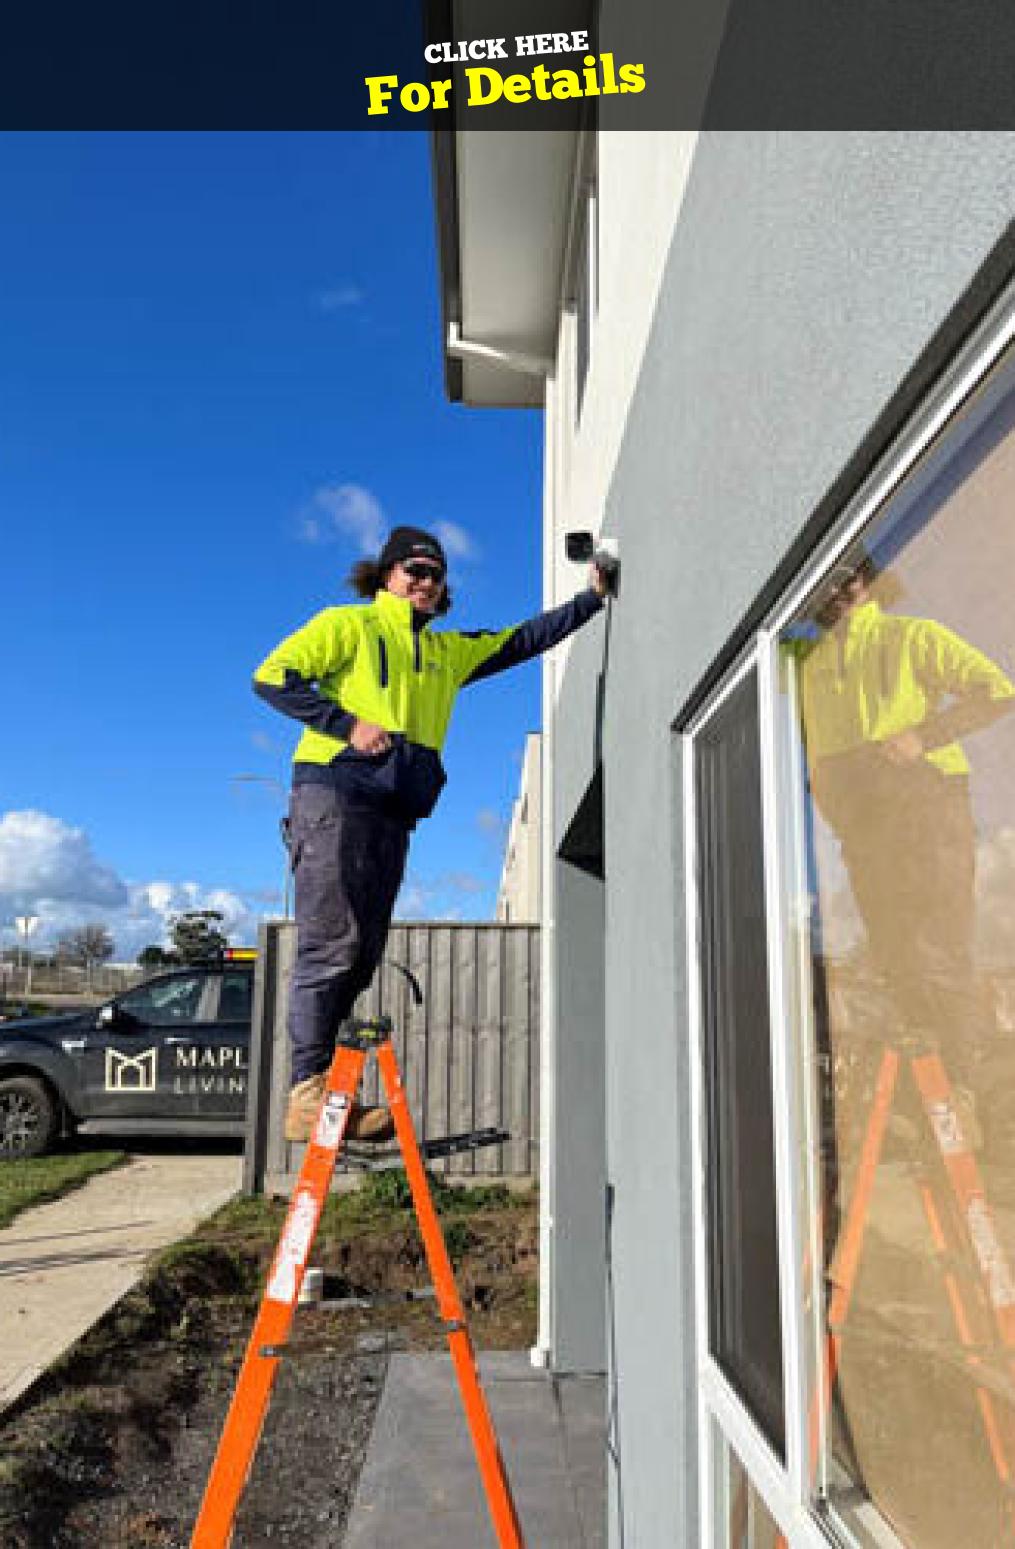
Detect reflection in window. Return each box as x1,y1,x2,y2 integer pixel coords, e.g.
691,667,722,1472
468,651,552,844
711,1422,783,1548
778,375,1015,1546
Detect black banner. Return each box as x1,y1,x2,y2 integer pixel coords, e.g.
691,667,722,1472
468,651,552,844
2,0,1015,128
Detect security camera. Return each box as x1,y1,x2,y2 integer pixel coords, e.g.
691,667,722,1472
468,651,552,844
565,530,620,597
565,530,594,562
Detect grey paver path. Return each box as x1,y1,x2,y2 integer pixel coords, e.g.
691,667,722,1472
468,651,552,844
0,1149,240,1409
345,1351,606,1548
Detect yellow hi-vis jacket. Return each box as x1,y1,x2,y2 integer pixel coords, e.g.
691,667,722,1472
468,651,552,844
796,601,1014,777
253,586,603,825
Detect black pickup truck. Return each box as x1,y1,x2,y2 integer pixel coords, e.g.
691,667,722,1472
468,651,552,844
0,954,256,1158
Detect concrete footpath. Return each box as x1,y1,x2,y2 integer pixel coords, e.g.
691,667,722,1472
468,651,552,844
0,1150,241,1410
345,1351,607,1548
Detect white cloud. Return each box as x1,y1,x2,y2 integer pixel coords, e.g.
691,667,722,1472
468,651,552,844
439,871,486,895
395,870,492,921
0,809,276,961
476,808,508,843
299,483,386,552
294,490,479,582
294,487,479,574
0,811,127,911
432,520,479,562
139,880,176,915
110,881,270,962
316,284,364,311
395,882,428,917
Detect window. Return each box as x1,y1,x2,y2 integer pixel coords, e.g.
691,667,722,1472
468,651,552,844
117,974,205,1025
711,1423,783,1548
216,971,252,1023
567,130,598,427
776,361,1015,1548
696,667,785,1457
574,182,596,424
688,292,1015,1549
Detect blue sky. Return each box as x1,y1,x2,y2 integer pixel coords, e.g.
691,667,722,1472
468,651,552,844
0,132,545,957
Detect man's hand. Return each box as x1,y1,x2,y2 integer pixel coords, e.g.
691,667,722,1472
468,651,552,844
879,728,925,765
350,719,391,755
590,562,609,599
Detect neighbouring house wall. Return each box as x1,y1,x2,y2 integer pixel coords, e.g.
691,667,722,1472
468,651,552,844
496,732,542,924
549,131,1015,1547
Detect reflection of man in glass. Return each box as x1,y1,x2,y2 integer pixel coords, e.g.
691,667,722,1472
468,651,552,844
798,548,1014,1093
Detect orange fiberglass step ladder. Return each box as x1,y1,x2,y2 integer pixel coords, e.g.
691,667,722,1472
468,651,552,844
190,1013,525,1549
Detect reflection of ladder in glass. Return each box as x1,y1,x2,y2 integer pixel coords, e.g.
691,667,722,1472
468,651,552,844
190,1015,525,1549
764,1043,1015,1547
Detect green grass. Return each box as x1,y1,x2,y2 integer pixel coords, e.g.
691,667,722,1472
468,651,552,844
201,1169,534,1256
0,1150,127,1230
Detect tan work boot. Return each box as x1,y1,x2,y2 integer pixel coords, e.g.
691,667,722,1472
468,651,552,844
346,1104,395,1144
285,1073,326,1141
284,1075,395,1145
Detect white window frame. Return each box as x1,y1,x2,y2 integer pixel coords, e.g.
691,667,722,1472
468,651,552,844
683,273,1015,1548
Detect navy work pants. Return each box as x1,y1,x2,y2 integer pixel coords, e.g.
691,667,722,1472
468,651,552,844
813,756,990,1084
287,784,409,1083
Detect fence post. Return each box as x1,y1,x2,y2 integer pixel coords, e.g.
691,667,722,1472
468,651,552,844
243,919,295,1195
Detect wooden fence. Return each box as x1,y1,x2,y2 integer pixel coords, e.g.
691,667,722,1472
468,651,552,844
242,919,541,1194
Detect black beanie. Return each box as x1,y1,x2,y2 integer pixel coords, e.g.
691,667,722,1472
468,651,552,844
378,525,447,572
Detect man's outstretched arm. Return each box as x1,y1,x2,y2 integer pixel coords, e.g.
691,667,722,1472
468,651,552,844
454,574,606,688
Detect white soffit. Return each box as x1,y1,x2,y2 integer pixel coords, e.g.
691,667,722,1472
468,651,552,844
455,128,577,406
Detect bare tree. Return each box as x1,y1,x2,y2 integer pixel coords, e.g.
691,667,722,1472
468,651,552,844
55,924,115,970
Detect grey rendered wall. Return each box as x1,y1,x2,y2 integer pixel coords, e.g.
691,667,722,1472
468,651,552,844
550,133,1015,1548
551,856,607,1373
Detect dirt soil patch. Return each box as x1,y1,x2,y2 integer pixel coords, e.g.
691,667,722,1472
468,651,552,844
0,1173,537,1548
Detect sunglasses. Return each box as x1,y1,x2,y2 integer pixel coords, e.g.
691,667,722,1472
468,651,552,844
402,560,445,583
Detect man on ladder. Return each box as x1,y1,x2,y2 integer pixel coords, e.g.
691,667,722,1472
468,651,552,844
796,544,1014,1136
252,525,609,1144
783,542,1015,1535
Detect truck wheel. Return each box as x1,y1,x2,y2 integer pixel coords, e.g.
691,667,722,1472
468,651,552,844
0,1076,59,1158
